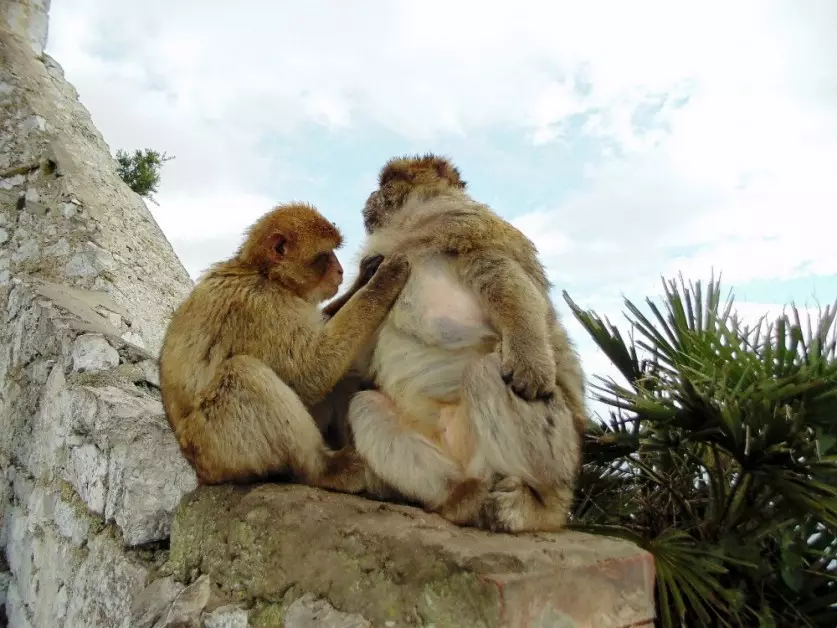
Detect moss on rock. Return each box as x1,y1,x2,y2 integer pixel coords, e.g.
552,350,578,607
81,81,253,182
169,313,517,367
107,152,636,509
165,484,654,627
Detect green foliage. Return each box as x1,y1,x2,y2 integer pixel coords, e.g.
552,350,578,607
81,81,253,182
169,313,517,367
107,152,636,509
564,275,837,627
114,148,173,205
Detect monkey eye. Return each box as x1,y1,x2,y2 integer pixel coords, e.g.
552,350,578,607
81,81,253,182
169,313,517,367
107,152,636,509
312,252,330,270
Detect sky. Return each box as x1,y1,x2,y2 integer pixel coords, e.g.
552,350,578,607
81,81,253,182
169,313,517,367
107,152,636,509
46,0,837,419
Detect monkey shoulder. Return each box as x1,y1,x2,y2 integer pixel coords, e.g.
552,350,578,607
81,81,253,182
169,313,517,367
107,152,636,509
399,196,546,293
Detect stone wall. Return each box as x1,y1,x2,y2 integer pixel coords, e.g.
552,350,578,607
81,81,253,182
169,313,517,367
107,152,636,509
0,2,657,626
1,2,198,626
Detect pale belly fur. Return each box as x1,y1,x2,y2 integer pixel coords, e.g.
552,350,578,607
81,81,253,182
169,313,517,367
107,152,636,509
369,255,498,428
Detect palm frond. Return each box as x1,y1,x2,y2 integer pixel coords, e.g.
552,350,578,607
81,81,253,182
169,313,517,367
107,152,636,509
564,277,837,627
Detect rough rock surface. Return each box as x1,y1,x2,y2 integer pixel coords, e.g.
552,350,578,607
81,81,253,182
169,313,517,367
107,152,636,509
1,2,197,626
161,485,656,628
203,605,250,628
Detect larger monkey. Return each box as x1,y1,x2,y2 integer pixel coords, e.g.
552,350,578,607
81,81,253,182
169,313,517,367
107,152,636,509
347,154,586,532
159,202,409,491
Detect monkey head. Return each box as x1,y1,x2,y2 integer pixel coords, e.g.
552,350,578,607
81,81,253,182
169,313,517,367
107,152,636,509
238,202,345,302
362,153,467,234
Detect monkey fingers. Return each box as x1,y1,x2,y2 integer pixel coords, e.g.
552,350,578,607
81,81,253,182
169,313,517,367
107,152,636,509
500,341,557,401
358,254,385,283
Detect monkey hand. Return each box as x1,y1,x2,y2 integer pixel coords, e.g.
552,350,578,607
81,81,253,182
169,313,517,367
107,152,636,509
357,254,385,286
500,338,556,401
367,252,411,293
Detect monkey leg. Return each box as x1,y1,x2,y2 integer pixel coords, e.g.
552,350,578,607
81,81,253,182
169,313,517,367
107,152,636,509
347,390,488,526
462,353,580,533
193,355,367,493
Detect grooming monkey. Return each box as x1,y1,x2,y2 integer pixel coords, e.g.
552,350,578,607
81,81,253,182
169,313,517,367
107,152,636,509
347,154,586,532
158,202,410,490
310,254,393,451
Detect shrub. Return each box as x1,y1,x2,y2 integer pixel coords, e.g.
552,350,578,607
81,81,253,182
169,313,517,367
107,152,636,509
115,148,173,205
565,275,837,627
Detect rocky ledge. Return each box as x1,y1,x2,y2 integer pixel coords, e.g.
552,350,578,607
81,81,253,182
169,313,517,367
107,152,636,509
138,484,656,628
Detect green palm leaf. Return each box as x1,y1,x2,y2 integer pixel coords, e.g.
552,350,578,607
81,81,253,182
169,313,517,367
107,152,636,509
564,277,837,627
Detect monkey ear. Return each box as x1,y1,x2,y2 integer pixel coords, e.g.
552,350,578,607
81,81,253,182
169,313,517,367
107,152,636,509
272,234,287,258
430,156,466,189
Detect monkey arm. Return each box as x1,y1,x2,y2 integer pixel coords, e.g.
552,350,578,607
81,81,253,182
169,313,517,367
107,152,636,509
458,251,557,400
320,289,355,318
294,255,409,406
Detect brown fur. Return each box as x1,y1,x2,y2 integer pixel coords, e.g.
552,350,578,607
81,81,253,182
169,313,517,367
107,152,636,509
349,154,586,533
159,202,410,489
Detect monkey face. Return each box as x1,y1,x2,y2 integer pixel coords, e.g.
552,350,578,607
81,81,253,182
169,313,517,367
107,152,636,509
276,244,344,303
237,203,346,302
306,249,344,302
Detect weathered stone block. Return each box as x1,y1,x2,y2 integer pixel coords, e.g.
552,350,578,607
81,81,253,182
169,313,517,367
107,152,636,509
71,332,120,372
63,533,149,627
169,485,656,628
3,0,50,56
150,574,210,628
203,604,250,628
130,575,186,628
103,412,198,546
2,3,196,625
284,594,371,628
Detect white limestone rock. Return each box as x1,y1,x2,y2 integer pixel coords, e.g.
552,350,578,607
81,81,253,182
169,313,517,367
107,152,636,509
53,496,91,546
3,0,51,56
153,575,211,628
104,412,197,545
0,2,199,626
5,581,34,628
283,594,372,628
64,534,149,628
71,332,120,372
5,505,79,627
203,605,250,628
131,576,186,628
0,569,10,613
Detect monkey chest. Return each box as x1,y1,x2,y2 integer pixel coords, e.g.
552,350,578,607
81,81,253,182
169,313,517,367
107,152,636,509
387,262,495,350
370,261,497,417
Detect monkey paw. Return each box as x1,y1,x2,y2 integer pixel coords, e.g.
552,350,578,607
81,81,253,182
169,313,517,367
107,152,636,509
358,254,384,284
319,448,369,494
375,252,411,284
501,345,556,401
482,476,534,533
483,476,569,533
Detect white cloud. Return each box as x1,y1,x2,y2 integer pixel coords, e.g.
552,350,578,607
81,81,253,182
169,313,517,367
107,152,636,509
48,0,775,167
513,21,837,294
44,0,837,400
